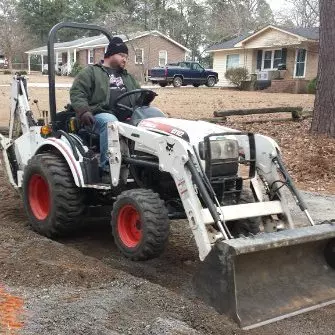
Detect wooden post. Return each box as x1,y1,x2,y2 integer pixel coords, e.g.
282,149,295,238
214,107,303,120
67,50,71,75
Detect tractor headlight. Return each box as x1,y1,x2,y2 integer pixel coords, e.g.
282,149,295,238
199,139,239,161
199,138,239,177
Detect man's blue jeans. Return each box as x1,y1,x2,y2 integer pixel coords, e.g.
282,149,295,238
92,113,118,171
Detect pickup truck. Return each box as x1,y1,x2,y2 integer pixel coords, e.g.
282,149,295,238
148,61,219,88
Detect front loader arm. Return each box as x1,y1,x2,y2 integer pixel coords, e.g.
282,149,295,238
111,122,298,260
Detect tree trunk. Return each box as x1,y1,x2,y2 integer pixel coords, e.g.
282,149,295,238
311,0,335,137
7,54,13,71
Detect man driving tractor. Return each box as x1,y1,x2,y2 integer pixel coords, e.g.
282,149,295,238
70,37,140,174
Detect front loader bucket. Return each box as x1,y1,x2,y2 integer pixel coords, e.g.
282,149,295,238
193,223,335,329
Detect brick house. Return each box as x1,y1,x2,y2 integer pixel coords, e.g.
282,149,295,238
206,25,319,93
26,31,190,82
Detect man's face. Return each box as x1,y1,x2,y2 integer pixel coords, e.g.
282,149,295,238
105,53,128,69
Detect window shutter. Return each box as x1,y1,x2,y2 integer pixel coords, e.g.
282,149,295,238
256,50,262,70
281,48,287,65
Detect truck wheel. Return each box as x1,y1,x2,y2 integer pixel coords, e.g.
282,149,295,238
22,153,86,237
159,83,167,87
206,76,216,87
173,76,183,88
111,189,170,260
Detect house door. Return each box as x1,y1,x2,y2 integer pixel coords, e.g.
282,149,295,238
295,49,307,78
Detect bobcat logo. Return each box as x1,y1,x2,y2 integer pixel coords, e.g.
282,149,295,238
166,142,175,155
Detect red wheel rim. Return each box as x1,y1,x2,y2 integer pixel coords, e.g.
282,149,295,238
28,174,50,220
117,204,142,248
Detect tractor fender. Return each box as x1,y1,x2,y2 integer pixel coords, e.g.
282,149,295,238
34,138,84,187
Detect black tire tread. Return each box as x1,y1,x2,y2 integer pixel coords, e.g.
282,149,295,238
23,153,86,237
229,188,261,236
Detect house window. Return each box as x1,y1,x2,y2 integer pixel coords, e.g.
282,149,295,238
159,50,167,67
135,48,144,64
273,50,282,68
263,51,272,69
88,49,94,64
226,54,240,69
295,49,307,78
262,49,282,70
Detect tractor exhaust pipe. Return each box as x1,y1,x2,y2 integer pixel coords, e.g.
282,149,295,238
193,223,335,329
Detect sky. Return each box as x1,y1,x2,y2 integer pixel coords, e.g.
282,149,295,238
266,0,286,12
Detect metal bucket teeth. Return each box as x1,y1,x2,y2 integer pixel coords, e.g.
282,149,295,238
193,223,335,329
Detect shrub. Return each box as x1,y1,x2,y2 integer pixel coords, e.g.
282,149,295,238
307,77,317,94
225,67,249,90
69,62,83,77
17,70,27,75
3,70,11,75
42,69,48,75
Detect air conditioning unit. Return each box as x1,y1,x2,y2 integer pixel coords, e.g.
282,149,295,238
257,70,281,81
257,71,269,80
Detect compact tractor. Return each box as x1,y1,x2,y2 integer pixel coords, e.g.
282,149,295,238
0,23,334,329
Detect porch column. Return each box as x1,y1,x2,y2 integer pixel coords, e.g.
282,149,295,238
73,48,77,63
55,51,59,70
67,50,71,74
28,54,31,74
41,54,44,73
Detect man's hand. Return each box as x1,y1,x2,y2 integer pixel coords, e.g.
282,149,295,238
80,111,95,126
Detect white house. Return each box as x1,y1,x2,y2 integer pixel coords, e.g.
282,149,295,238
206,25,319,93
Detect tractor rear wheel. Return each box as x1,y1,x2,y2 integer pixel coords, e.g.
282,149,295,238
22,153,86,237
111,189,170,260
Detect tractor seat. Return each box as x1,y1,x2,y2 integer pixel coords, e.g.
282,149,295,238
55,109,100,151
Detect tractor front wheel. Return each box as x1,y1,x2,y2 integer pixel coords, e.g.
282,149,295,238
111,189,170,260
22,153,86,237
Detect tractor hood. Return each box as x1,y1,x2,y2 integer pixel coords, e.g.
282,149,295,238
137,117,240,145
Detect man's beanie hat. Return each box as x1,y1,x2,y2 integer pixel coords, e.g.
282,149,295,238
104,37,128,57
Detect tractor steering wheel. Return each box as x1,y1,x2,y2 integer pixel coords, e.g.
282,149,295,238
114,89,157,114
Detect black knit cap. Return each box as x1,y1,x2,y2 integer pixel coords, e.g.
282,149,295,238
104,37,128,57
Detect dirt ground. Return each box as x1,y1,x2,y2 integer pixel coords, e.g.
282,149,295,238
0,74,335,334
0,161,334,335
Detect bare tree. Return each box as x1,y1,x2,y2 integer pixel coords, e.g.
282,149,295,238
207,0,274,43
277,0,319,28
311,0,335,137
0,0,33,70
